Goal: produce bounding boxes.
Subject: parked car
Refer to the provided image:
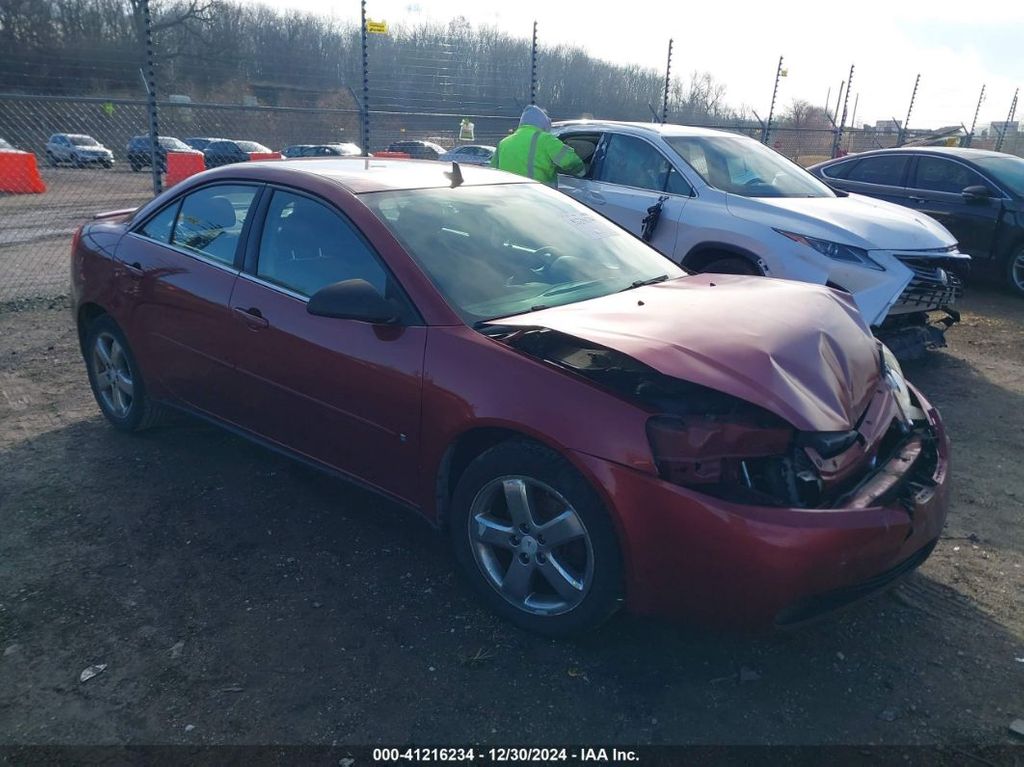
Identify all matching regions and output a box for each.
[45,133,114,168]
[384,140,445,160]
[0,138,21,152]
[126,135,202,172]
[439,144,496,165]
[551,121,971,359]
[71,158,948,635]
[183,137,226,152]
[281,143,361,158]
[809,147,1024,297]
[203,139,273,168]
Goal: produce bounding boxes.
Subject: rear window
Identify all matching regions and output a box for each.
[844,155,909,186]
[236,141,270,153]
[70,135,99,146]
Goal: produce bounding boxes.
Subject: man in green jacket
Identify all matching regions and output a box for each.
[491,105,585,186]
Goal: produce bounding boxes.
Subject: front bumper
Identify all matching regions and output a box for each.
[573,385,950,629]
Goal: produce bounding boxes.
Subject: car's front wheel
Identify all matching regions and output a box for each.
[449,440,623,636]
[1006,245,1024,298]
[700,255,760,275]
[84,316,164,432]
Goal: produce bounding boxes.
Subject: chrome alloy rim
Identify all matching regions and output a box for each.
[467,476,594,616]
[1012,251,1024,292]
[91,331,134,418]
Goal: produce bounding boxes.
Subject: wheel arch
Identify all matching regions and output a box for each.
[681,242,766,274]
[76,302,109,355]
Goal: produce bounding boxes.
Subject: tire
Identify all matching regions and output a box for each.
[130,161,141,172]
[699,256,760,275]
[1005,246,1024,298]
[83,315,165,432]
[449,439,623,636]
[45,151,57,167]
[73,156,84,169]
[102,161,112,169]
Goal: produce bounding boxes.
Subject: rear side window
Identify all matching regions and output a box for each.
[912,156,987,194]
[256,190,388,297]
[171,184,259,265]
[822,159,858,179]
[844,155,909,186]
[138,202,180,243]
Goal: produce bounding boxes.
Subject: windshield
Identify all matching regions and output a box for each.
[362,183,685,325]
[665,135,835,198]
[71,135,100,146]
[237,141,270,152]
[159,137,190,150]
[974,155,1024,198]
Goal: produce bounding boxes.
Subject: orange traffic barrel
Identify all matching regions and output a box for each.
[165,152,206,187]
[0,151,46,194]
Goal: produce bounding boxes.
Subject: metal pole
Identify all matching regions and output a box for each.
[360,0,370,156]
[833,80,844,126]
[898,73,919,147]
[833,65,853,158]
[661,39,673,124]
[966,84,985,147]
[996,88,1018,152]
[530,21,538,106]
[762,55,783,144]
[141,0,161,195]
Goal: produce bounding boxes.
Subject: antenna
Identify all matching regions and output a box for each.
[445,161,464,188]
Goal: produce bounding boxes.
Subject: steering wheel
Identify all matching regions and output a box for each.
[504,245,561,287]
[744,177,766,187]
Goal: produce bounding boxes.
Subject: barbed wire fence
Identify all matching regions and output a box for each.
[1,2,1022,304]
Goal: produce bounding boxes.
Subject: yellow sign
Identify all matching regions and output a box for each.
[366,19,388,34]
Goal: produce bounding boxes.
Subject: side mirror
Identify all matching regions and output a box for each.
[307,279,399,324]
[962,184,992,202]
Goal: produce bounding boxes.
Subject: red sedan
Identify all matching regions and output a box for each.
[71,159,949,635]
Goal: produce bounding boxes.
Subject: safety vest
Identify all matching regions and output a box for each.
[491,125,585,185]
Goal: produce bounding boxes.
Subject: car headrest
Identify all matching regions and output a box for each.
[205,196,236,229]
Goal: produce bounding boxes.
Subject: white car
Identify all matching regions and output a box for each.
[45,133,114,168]
[552,121,970,356]
[439,144,496,165]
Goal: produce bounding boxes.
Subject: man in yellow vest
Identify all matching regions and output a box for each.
[491,105,585,186]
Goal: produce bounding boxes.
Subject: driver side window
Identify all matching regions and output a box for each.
[598,134,692,195]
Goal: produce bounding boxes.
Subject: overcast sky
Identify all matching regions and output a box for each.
[258,0,1022,129]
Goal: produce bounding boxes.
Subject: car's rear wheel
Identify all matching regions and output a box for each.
[449,440,622,636]
[700,256,760,275]
[84,316,164,432]
[45,151,57,167]
[1006,246,1024,298]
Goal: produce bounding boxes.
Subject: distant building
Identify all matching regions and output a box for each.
[989,121,1020,136]
[874,119,901,133]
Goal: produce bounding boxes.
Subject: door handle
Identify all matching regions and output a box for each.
[233,306,269,329]
[123,261,144,278]
[587,189,606,205]
[908,196,926,204]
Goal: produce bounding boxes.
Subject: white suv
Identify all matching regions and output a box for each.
[45,133,114,168]
[552,121,971,357]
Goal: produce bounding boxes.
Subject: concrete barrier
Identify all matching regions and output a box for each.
[0,151,46,194]
[165,152,206,187]
[371,151,411,159]
[248,152,283,162]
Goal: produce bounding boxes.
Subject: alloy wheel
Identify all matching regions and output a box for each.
[91,331,135,419]
[467,476,594,616]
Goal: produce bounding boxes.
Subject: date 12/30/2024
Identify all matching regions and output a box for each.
[372,747,640,763]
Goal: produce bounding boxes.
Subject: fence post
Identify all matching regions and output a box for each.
[832,64,853,158]
[995,88,1018,153]
[762,55,784,144]
[660,39,673,125]
[360,0,370,156]
[140,0,161,195]
[966,84,985,148]
[897,74,919,147]
[530,21,538,106]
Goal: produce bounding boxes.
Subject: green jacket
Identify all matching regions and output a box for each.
[490,125,585,185]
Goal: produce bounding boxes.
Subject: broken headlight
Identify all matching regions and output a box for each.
[776,230,884,271]
[646,414,793,489]
[880,343,923,426]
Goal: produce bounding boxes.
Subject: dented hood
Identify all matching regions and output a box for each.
[491,275,883,432]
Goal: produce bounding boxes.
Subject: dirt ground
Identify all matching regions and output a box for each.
[0,287,1022,748]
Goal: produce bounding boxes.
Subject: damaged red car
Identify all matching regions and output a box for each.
[71,159,950,635]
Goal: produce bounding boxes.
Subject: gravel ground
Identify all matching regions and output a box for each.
[0,287,1022,747]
